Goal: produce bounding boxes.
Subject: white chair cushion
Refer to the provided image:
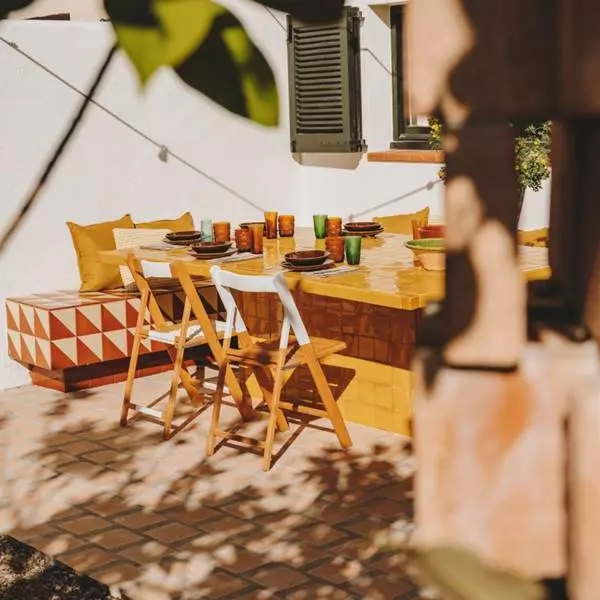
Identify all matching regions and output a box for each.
[148,321,227,345]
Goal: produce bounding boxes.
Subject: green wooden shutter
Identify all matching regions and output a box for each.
[287,7,366,153]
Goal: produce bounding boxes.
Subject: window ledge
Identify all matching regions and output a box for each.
[367,149,445,164]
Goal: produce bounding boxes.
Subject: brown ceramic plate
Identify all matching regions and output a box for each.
[343,222,382,232]
[163,237,201,246]
[342,227,384,238]
[284,250,330,266]
[281,259,335,272]
[165,230,203,241]
[190,241,233,254]
[188,248,238,260]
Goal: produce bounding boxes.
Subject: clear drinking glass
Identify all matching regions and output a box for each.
[201,219,213,242]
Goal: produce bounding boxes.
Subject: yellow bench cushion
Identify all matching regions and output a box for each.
[136,211,194,232]
[67,213,135,292]
[518,227,549,247]
[372,207,430,235]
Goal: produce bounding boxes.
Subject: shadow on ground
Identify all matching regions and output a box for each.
[0,379,417,600]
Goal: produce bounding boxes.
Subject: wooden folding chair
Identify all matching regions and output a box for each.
[122,255,229,439]
[207,266,353,471]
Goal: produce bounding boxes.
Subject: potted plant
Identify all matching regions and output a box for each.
[428,118,551,226]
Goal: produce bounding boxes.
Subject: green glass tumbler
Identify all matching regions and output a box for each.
[344,235,362,265]
[313,214,328,240]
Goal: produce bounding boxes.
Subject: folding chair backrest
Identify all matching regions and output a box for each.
[210,266,310,347]
[140,260,174,279]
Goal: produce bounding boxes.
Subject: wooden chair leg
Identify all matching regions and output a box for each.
[262,353,286,471]
[303,347,352,449]
[163,300,192,440]
[163,338,186,440]
[253,365,290,432]
[121,289,149,427]
[207,361,228,456]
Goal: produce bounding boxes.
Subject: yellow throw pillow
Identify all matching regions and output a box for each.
[67,214,135,292]
[136,211,194,232]
[372,207,430,235]
[518,228,549,247]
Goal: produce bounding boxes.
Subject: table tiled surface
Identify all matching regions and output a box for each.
[99,228,550,311]
[5,285,220,371]
[0,375,418,600]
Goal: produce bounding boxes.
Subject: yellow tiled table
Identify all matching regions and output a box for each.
[99,229,549,435]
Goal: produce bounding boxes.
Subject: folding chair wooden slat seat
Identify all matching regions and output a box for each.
[121,255,229,440]
[207,266,353,471]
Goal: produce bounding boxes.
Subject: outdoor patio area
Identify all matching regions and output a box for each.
[0,371,417,600]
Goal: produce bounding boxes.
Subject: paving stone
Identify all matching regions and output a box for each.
[296,523,349,547]
[59,546,117,573]
[58,515,113,535]
[84,449,129,465]
[250,564,310,591]
[61,440,106,456]
[86,497,134,518]
[198,515,255,536]
[114,510,167,531]
[9,523,59,543]
[145,522,197,544]
[220,547,269,574]
[341,516,389,539]
[160,504,223,526]
[308,561,349,586]
[118,540,171,565]
[44,432,80,447]
[54,460,104,478]
[290,585,355,599]
[194,568,252,599]
[91,527,145,550]
[34,533,88,557]
[91,562,141,586]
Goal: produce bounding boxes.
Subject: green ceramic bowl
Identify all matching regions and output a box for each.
[405,238,445,271]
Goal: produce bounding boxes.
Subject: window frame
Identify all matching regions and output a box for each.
[390,4,431,150]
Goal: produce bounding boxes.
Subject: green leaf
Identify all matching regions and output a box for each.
[413,547,547,600]
[175,10,279,126]
[107,0,223,84]
[248,0,345,22]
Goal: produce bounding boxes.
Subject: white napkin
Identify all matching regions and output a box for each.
[302,266,360,277]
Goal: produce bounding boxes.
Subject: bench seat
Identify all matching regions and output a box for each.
[6,282,221,392]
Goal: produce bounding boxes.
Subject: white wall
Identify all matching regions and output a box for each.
[8,0,105,19]
[0,2,550,389]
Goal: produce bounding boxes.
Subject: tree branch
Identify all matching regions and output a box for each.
[0,43,118,255]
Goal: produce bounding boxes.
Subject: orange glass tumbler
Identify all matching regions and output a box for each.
[325,236,345,263]
[326,217,343,237]
[278,215,295,237]
[264,211,278,239]
[249,223,264,254]
[213,221,231,243]
[235,227,253,252]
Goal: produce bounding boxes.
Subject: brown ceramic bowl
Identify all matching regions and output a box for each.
[166,230,203,241]
[344,222,382,233]
[284,250,329,266]
[190,241,233,254]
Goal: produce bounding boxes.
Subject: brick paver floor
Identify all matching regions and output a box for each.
[0,373,417,600]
